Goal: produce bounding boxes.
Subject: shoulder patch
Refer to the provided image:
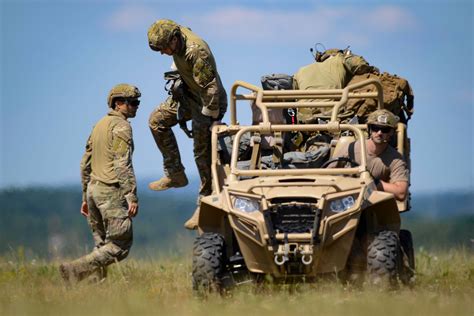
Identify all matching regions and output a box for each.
[112,120,132,143]
[192,48,215,88]
[185,42,200,61]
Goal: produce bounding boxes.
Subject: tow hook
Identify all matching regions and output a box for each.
[274,254,288,266]
[301,254,313,265]
[274,241,290,266]
[301,245,313,265]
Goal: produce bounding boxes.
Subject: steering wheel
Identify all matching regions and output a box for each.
[321,156,359,168]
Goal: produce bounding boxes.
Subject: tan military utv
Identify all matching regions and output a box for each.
[192,78,415,294]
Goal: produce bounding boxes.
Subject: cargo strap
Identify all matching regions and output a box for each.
[249,132,261,170]
[272,131,283,165]
[348,141,355,163]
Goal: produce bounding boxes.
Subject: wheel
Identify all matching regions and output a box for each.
[399,229,415,285]
[192,232,226,295]
[367,230,401,286]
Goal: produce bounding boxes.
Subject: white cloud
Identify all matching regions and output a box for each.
[101,4,417,45]
[103,5,157,32]
[188,7,335,42]
[365,5,417,31]
[185,5,417,46]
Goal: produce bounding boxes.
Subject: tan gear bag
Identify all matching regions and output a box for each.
[344,72,414,123]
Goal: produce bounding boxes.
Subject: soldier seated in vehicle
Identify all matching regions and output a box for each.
[330,109,409,201]
[216,103,330,170]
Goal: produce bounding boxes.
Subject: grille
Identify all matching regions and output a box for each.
[267,203,317,234]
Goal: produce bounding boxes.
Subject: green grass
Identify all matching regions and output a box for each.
[1,248,473,316]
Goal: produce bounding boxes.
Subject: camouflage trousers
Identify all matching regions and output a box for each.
[69,180,133,280]
[149,96,213,196]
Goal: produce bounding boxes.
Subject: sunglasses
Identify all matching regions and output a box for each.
[149,43,164,52]
[370,125,392,133]
[126,99,140,107]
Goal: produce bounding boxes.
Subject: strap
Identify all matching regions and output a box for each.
[348,141,356,162]
[217,134,231,164]
[272,131,283,165]
[249,132,261,170]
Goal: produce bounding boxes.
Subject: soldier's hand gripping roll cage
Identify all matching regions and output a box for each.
[164,70,193,138]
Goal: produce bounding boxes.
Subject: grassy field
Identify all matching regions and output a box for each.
[1,248,473,316]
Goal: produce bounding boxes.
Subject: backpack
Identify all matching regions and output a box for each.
[261,73,293,90]
[343,72,414,124]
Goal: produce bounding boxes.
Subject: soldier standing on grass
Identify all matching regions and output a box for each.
[147,19,227,230]
[59,84,141,283]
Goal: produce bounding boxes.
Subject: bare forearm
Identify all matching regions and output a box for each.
[378,180,408,201]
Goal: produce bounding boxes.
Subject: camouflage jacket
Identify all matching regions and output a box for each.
[294,53,372,91]
[80,110,137,204]
[293,53,374,122]
[172,26,227,119]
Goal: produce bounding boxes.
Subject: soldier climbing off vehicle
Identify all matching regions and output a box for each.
[147,19,227,229]
[59,84,141,284]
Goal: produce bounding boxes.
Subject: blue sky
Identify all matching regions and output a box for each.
[1,0,473,194]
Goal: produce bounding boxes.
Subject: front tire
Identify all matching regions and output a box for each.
[192,233,226,295]
[367,230,401,286]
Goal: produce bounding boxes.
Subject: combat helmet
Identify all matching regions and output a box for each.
[148,19,180,51]
[107,84,141,108]
[316,48,343,62]
[367,109,399,129]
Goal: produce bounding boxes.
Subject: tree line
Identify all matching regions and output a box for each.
[0,186,472,259]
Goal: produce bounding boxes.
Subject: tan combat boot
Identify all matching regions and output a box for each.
[148,172,188,191]
[88,266,107,284]
[59,262,80,284]
[184,207,200,230]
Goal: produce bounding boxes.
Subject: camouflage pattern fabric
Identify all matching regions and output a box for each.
[171,26,227,119]
[149,95,213,196]
[107,84,141,108]
[148,22,227,196]
[71,109,137,281]
[342,72,414,124]
[147,19,180,51]
[367,109,399,128]
[147,19,226,118]
[80,111,137,204]
[67,181,133,280]
[293,52,374,123]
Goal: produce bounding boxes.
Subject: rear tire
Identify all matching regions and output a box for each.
[367,230,401,286]
[399,229,415,286]
[192,233,226,295]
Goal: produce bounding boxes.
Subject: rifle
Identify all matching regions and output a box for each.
[164,71,193,138]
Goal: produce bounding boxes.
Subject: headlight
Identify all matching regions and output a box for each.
[233,197,260,213]
[329,195,356,213]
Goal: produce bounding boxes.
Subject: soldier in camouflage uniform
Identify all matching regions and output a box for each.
[147,19,227,229]
[59,84,141,284]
